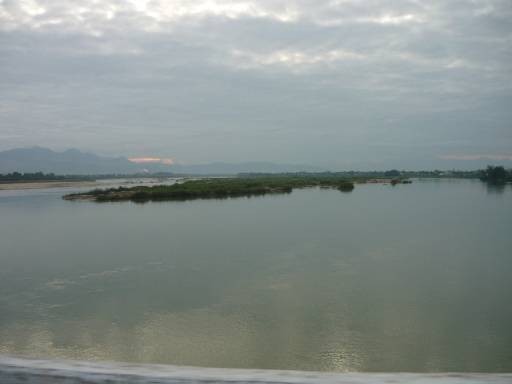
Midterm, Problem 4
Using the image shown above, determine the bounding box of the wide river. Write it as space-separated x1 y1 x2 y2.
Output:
1 179 511 372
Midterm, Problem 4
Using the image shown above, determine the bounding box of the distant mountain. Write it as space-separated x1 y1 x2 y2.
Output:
0 147 140 174
0 147 323 175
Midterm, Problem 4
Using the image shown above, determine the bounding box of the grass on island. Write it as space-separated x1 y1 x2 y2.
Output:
63 176 357 202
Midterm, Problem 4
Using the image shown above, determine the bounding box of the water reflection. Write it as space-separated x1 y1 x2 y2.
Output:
485 182 507 194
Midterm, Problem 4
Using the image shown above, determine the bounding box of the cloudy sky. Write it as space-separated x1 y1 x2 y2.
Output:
0 0 511 169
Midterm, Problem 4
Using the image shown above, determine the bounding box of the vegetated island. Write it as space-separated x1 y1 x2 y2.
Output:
63 176 361 202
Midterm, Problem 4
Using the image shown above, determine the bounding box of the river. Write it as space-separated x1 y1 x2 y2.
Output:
0 179 511 372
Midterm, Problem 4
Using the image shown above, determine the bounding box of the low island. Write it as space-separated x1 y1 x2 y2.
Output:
63 176 358 202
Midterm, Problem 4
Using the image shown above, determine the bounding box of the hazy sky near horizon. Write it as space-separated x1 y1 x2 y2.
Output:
1 0 511 169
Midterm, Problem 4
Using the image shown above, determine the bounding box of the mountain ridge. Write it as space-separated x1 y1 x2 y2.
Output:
0 147 323 175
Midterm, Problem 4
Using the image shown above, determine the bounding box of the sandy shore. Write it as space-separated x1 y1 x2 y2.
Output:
0 181 99 190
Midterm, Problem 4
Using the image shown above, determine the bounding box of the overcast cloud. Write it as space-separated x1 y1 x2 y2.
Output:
1 0 511 169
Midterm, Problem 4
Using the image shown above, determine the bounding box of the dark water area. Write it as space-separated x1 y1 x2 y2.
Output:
1 179 511 372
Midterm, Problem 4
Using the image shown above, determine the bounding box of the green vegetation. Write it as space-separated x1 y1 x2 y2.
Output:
390 178 413 186
240 169 483 179
64 176 357 202
480 166 512 184
0 172 90 182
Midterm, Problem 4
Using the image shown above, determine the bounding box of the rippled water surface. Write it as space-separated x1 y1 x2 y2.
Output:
1 179 511 372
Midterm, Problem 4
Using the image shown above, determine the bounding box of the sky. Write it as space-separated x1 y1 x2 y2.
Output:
0 0 511 169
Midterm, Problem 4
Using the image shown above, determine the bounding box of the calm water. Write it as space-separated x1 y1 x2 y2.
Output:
1 179 511 372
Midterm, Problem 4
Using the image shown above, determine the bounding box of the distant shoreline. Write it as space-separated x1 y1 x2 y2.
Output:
0 180 99 191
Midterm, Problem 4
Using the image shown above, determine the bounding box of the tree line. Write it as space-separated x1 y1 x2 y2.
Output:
0 172 88 182
480 166 512 183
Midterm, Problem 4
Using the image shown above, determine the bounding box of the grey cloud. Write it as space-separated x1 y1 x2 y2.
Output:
0 0 510 169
